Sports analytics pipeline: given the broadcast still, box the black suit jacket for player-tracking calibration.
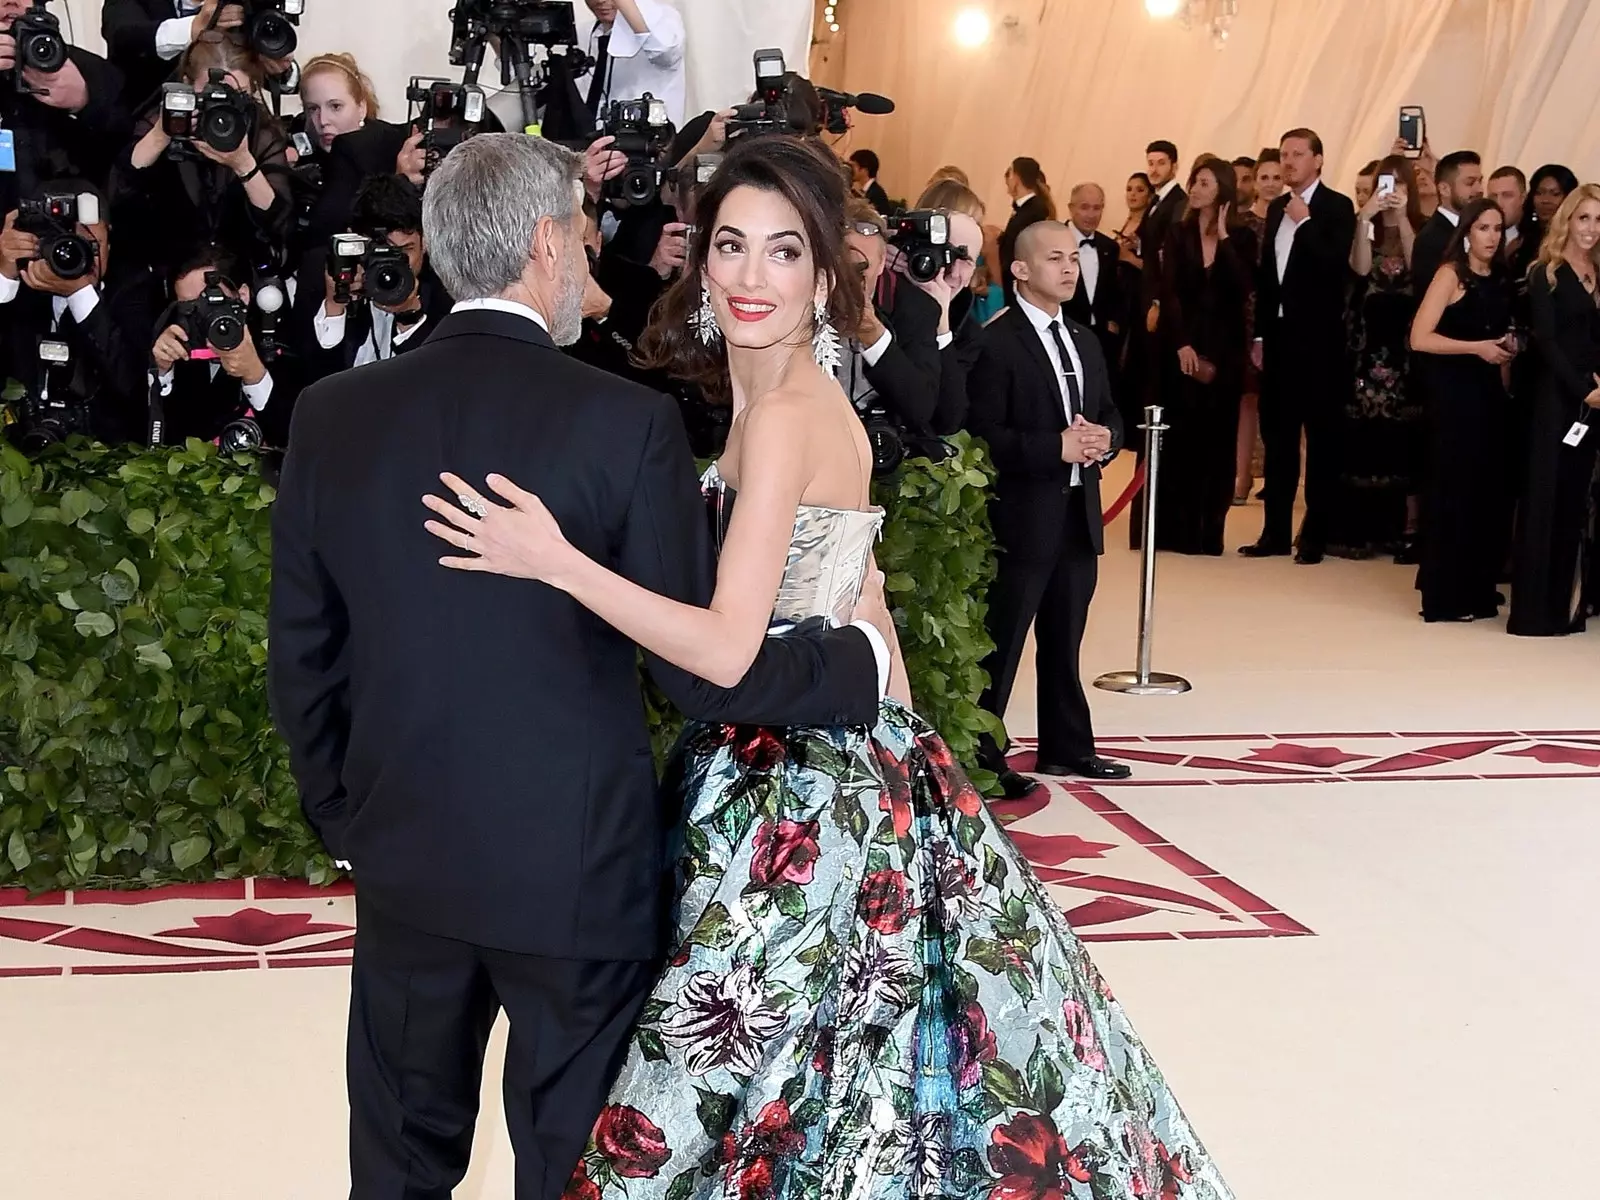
[1138,184,1188,305]
[268,309,880,958]
[999,195,1053,308]
[0,268,158,445]
[0,46,132,214]
[289,252,454,383]
[864,180,892,215]
[1256,182,1358,359]
[1063,229,1125,349]
[865,274,945,436]
[101,0,186,112]
[1412,209,1457,297]
[968,304,1123,557]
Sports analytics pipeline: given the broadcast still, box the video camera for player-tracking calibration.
[890,210,969,284]
[601,94,674,209]
[162,69,256,154]
[327,233,417,309]
[15,191,99,282]
[816,85,896,137]
[406,76,487,175]
[8,0,67,93]
[447,0,589,130]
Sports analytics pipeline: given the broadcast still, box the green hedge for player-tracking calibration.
[0,435,1000,892]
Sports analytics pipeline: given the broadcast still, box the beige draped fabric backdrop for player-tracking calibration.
[811,0,1600,221]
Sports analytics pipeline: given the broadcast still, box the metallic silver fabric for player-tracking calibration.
[704,464,884,629]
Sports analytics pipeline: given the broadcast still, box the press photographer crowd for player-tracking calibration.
[2,0,1598,651]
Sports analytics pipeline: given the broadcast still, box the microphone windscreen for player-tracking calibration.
[853,92,896,116]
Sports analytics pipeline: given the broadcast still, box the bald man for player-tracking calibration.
[968,222,1130,796]
[1062,182,1127,384]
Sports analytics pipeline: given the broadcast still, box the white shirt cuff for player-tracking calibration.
[314,307,346,349]
[390,313,428,348]
[606,1,686,64]
[155,16,193,60]
[66,285,101,324]
[157,368,176,396]
[860,328,893,367]
[241,371,274,410]
[0,274,19,304]
[848,620,892,700]
[936,331,954,350]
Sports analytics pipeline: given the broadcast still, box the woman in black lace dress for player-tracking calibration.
[1331,156,1425,560]
[1408,199,1518,622]
[1508,185,1600,636]
[1155,157,1257,555]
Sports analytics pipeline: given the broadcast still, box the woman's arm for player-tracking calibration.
[427,395,815,689]
[1409,266,1508,362]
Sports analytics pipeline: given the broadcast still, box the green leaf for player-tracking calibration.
[636,1027,668,1062]
[125,507,157,534]
[1,497,32,527]
[964,937,1008,975]
[694,1087,735,1140]
[169,835,213,871]
[665,1169,698,1200]
[983,844,1009,889]
[59,488,95,522]
[135,643,174,671]
[101,570,137,604]
[1027,1040,1066,1113]
[73,611,117,638]
[7,829,31,871]
[56,590,81,611]
[187,777,224,807]
[773,883,808,922]
[980,1059,1031,1110]
[684,901,734,951]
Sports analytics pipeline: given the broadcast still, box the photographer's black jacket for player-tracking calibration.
[289,249,454,383]
[0,267,159,445]
[154,353,302,448]
[101,0,188,113]
[865,273,948,436]
[0,46,133,214]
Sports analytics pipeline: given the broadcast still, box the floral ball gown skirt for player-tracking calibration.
[566,703,1234,1200]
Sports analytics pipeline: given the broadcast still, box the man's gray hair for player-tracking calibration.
[422,134,585,301]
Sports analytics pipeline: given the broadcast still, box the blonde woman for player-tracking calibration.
[1508,183,1600,635]
[299,52,380,155]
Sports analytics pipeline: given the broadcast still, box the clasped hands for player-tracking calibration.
[1061,415,1113,465]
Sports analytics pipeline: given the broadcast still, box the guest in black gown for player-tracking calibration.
[1408,199,1518,622]
[1508,185,1600,636]
[1334,155,1426,560]
[1155,157,1257,555]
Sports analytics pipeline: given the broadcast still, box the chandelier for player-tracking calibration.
[1146,0,1240,50]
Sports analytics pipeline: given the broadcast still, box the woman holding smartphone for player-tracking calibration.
[1332,155,1426,560]
[1408,198,1517,622]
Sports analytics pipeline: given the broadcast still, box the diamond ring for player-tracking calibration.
[458,493,488,519]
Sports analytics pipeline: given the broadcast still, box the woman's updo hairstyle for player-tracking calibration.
[301,52,381,118]
[637,135,862,405]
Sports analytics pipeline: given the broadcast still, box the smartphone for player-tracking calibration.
[1377,174,1396,197]
[1398,106,1426,158]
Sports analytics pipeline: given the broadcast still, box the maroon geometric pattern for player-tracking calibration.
[13,727,1581,977]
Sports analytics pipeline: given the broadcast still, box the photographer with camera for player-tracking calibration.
[576,0,685,125]
[912,177,987,433]
[1,0,134,215]
[149,240,294,444]
[0,179,157,447]
[112,38,291,278]
[101,1,300,111]
[294,172,449,382]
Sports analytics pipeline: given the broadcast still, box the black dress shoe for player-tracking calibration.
[996,769,1043,800]
[1393,538,1421,566]
[1034,756,1133,780]
[1295,543,1325,565]
[1238,539,1290,558]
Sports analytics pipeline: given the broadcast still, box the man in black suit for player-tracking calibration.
[101,0,208,110]
[1137,139,1187,313]
[268,134,888,1200]
[969,221,1130,799]
[1412,150,1483,292]
[849,148,892,214]
[1062,182,1125,380]
[998,156,1054,309]
[1242,127,1358,563]
[0,180,155,446]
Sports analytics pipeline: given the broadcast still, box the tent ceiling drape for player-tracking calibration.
[812,0,1600,222]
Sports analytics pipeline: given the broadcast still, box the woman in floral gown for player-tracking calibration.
[424,136,1233,1200]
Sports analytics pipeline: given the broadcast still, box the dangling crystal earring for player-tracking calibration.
[811,299,843,373]
[692,284,722,347]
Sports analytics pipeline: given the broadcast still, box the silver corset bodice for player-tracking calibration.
[703,464,885,629]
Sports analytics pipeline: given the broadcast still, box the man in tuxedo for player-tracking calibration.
[0,180,155,446]
[998,156,1053,309]
[968,221,1130,799]
[1062,182,1124,381]
[1242,127,1357,563]
[101,0,211,110]
[1413,150,1483,291]
[1138,139,1187,313]
[849,149,892,214]
[268,134,889,1200]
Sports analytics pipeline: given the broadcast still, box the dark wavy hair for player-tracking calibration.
[636,135,861,404]
[1441,197,1507,280]
[1184,156,1237,229]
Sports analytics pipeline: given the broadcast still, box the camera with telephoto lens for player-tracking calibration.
[726,49,819,140]
[406,77,487,175]
[327,233,416,308]
[890,210,969,284]
[601,94,674,209]
[238,0,304,60]
[6,344,91,454]
[162,69,256,154]
[15,192,99,282]
[171,272,249,354]
[8,1,68,93]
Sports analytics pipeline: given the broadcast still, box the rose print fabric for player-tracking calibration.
[566,703,1234,1200]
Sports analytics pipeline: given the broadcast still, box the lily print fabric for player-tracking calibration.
[567,701,1234,1200]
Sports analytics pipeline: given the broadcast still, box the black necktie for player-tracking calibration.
[585,31,612,113]
[1048,320,1080,419]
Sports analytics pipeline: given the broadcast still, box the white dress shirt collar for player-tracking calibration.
[452,298,551,333]
[1015,293,1061,334]
[1155,177,1181,203]
[1439,206,1461,226]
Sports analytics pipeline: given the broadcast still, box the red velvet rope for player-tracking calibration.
[1101,462,1146,527]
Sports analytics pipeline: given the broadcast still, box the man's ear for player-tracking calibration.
[1012,260,1030,284]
